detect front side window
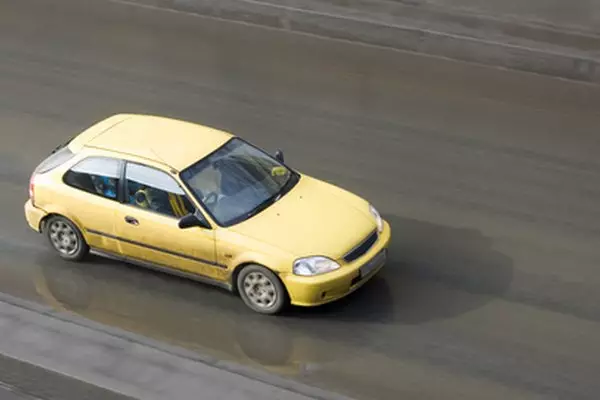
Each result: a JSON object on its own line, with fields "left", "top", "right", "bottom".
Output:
{"left": 63, "top": 157, "right": 120, "bottom": 200}
{"left": 180, "top": 138, "right": 299, "bottom": 227}
{"left": 125, "top": 163, "right": 194, "bottom": 218}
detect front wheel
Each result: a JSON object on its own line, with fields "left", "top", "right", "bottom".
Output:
{"left": 44, "top": 215, "right": 89, "bottom": 262}
{"left": 237, "top": 265, "right": 288, "bottom": 315}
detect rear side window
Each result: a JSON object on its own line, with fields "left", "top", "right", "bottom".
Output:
{"left": 35, "top": 147, "right": 75, "bottom": 174}
{"left": 63, "top": 157, "right": 121, "bottom": 200}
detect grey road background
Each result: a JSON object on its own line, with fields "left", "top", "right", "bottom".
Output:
{"left": 1, "top": 0, "right": 600, "bottom": 399}
{"left": 126, "top": 0, "right": 600, "bottom": 82}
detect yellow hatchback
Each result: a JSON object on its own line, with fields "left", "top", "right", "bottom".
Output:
{"left": 24, "top": 114, "right": 391, "bottom": 314}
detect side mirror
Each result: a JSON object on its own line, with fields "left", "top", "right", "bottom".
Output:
{"left": 274, "top": 149, "right": 284, "bottom": 163}
{"left": 178, "top": 212, "right": 210, "bottom": 230}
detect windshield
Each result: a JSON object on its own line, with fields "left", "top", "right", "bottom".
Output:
{"left": 180, "top": 138, "right": 299, "bottom": 227}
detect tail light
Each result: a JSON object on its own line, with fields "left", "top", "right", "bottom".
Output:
{"left": 29, "top": 173, "right": 36, "bottom": 206}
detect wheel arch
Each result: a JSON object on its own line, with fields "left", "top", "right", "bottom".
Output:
{"left": 39, "top": 209, "right": 85, "bottom": 237}
{"left": 230, "top": 261, "right": 290, "bottom": 300}
{"left": 39, "top": 212, "right": 66, "bottom": 233}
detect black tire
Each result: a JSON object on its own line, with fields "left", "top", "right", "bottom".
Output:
{"left": 43, "top": 215, "right": 89, "bottom": 262}
{"left": 237, "top": 264, "right": 288, "bottom": 315}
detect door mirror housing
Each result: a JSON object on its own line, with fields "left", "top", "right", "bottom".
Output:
{"left": 274, "top": 149, "right": 284, "bottom": 163}
{"left": 178, "top": 212, "right": 210, "bottom": 230}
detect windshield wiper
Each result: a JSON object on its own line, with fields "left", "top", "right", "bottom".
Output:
{"left": 243, "top": 195, "right": 278, "bottom": 221}
{"left": 240, "top": 172, "right": 299, "bottom": 222}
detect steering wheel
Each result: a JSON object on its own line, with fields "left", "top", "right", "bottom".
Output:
{"left": 134, "top": 189, "right": 151, "bottom": 208}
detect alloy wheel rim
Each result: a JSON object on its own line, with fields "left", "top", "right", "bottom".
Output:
{"left": 49, "top": 220, "right": 79, "bottom": 256}
{"left": 243, "top": 271, "right": 277, "bottom": 309}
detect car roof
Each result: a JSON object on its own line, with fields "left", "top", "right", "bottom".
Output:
{"left": 68, "top": 114, "right": 233, "bottom": 171}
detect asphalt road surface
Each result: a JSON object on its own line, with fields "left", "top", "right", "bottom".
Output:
{"left": 1, "top": 0, "right": 600, "bottom": 399}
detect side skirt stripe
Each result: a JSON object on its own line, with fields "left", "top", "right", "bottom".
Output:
{"left": 86, "top": 228, "right": 227, "bottom": 269}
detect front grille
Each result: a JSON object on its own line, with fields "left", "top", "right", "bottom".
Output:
{"left": 343, "top": 230, "right": 378, "bottom": 263}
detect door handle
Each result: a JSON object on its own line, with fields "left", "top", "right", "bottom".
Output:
{"left": 124, "top": 216, "right": 139, "bottom": 226}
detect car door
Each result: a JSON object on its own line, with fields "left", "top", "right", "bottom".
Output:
{"left": 60, "top": 156, "right": 122, "bottom": 253}
{"left": 113, "top": 161, "right": 225, "bottom": 282}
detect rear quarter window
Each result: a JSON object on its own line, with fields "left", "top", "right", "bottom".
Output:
{"left": 63, "top": 157, "right": 121, "bottom": 201}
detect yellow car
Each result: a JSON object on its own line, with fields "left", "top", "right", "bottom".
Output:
{"left": 24, "top": 114, "right": 391, "bottom": 315}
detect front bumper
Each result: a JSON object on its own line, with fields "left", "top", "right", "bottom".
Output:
{"left": 24, "top": 199, "right": 47, "bottom": 232}
{"left": 284, "top": 220, "right": 391, "bottom": 307}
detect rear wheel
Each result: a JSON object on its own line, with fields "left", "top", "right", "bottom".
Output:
{"left": 237, "top": 264, "right": 287, "bottom": 315}
{"left": 44, "top": 215, "right": 89, "bottom": 262}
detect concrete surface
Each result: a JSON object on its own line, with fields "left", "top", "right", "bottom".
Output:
{"left": 0, "top": 349, "right": 135, "bottom": 400}
{"left": 1, "top": 0, "right": 600, "bottom": 399}
{"left": 408, "top": 0, "right": 600, "bottom": 32}
{"left": 0, "top": 295, "right": 346, "bottom": 400}
{"left": 0, "top": 387, "right": 30, "bottom": 400}
{"left": 122, "top": 0, "right": 600, "bottom": 83}
{"left": 0, "top": 384, "right": 32, "bottom": 400}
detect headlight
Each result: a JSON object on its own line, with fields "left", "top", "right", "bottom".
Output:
{"left": 293, "top": 256, "right": 341, "bottom": 276}
{"left": 369, "top": 204, "right": 383, "bottom": 233}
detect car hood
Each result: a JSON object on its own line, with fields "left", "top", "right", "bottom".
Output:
{"left": 229, "top": 175, "right": 377, "bottom": 259}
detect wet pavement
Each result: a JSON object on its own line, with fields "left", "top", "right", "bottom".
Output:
{"left": 1, "top": 0, "right": 600, "bottom": 399}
